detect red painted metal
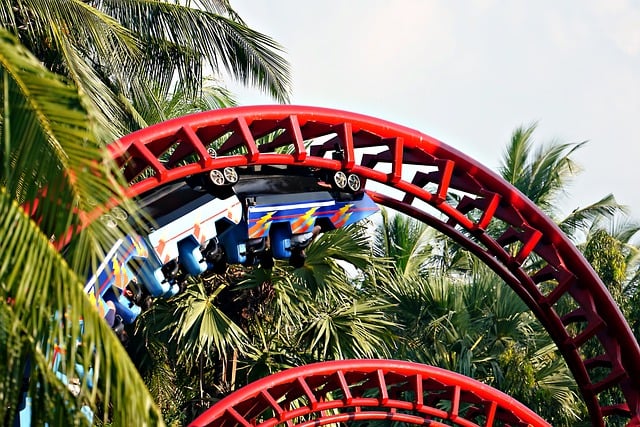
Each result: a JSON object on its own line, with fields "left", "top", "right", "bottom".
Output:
{"left": 188, "top": 359, "right": 551, "bottom": 427}
{"left": 107, "top": 105, "right": 640, "bottom": 426}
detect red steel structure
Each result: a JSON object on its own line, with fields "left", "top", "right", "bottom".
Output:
{"left": 188, "top": 359, "right": 551, "bottom": 427}
{"left": 108, "top": 105, "right": 640, "bottom": 426}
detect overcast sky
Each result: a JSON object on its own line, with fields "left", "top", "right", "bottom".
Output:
{"left": 227, "top": 0, "right": 640, "bottom": 220}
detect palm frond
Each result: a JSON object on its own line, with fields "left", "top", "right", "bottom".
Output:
{"left": 3, "top": 0, "right": 290, "bottom": 137}
{"left": 373, "top": 208, "right": 435, "bottom": 276}
{"left": 558, "top": 194, "right": 625, "bottom": 239}
{"left": 498, "top": 123, "right": 537, "bottom": 186}
{"left": 298, "top": 297, "right": 397, "bottom": 360}
{"left": 297, "top": 222, "right": 387, "bottom": 299}
{"left": 97, "top": 0, "right": 291, "bottom": 102}
{"left": 172, "top": 281, "right": 248, "bottom": 366}
{"left": 498, "top": 124, "right": 590, "bottom": 217}
{"left": 1, "top": 188, "right": 162, "bottom": 425}
{"left": 131, "top": 77, "right": 237, "bottom": 127}
{"left": 187, "top": 0, "right": 247, "bottom": 23}
{"left": 0, "top": 30, "right": 161, "bottom": 425}
{"left": 525, "top": 140, "right": 585, "bottom": 208}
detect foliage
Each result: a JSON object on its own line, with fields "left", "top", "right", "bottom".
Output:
{"left": 134, "top": 77, "right": 238, "bottom": 126}
{"left": 498, "top": 123, "right": 583, "bottom": 218}
{"left": 370, "top": 212, "right": 583, "bottom": 425}
{"left": 584, "top": 229, "right": 627, "bottom": 292}
{"left": 373, "top": 208, "right": 434, "bottom": 277}
{"left": 0, "top": 0, "right": 291, "bottom": 138}
{"left": 0, "top": 29, "right": 161, "bottom": 425}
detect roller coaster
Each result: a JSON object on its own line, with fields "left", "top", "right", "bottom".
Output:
{"left": 15, "top": 106, "right": 640, "bottom": 426}
{"left": 86, "top": 163, "right": 379, "bottom": 335}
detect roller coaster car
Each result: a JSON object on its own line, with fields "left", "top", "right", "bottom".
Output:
{"left": 210, "top": 165, "right": 379, "bottom": 267}
{"left": 86, "top": 180, "right": 242, "bottom": 328}
{"left": 85, "top": 235, "right": 148, "bottom": 326}
{"left": 137, "top": 180, "right": 242, "bottom": 289}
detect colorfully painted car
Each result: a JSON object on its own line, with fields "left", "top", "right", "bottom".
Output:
{"left": 87, "top": 165, "right": 375, "bottom": 327}
{"left": 210, "top": 166, "right": 380, "bottom": 268}
{"left": 86, "top": 178, "right": 243, "bottom": 328}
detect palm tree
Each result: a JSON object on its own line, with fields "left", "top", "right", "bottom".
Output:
{"left": 498, "top": 123, "right": 624, "bottom": 234}
{"left": 498, "top": 124, "right": 583, "bottom": 217}
{"left": 0, "top": 30, "right": 162, "bottom": 425}
{"left": 498, "top": 123, "right": 640, "bottom": 329}
{"left": 369, "top": 212, "right": 583, "bottom": 425}
{"left": 1, "top": 0, "right": 291, "bottom": 139}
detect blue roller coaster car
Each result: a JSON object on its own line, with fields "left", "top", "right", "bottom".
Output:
{"left": 86, "top": 165, "right": 377, "bottom": 329}
{"left": 208, "top": 165, "right": 380, "bottom": 268}
{"left": 86, "top": 180, "right": 242, "bottom": 328}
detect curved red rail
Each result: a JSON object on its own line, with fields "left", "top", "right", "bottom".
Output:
{"left": 188, "top": 359, "right": 551, "bottom": 427}
{"left": 108, "top": 105, "right": 640, "bottom": 426}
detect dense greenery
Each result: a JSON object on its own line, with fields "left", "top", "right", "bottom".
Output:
{"left": 1, "top": 0, "right": 290, "bottom": 139}
{"left": 0, "top": 28, "right": 161, "bottom": 425}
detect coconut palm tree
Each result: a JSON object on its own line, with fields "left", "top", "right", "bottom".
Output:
{"left": 1, "top": 0, "right": 291, "bottom": 139}
{"left": 369, "top": 212, "right": 583, "bottom": 425}
{"left": 498, "top": 123, "right": 624, "bottom": 235}
{"left": 497, "top": 123, "right": 640, "bottom": 332}
{"left": 0, "top": 30, "right": 163, "bottom": 425}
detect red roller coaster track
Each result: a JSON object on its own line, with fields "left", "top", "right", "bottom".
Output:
{"left": 108, "top": 105, "right": 640, "bottom": 426}
{"left": 188, "top": 359, "right": 551, "bottom": 427}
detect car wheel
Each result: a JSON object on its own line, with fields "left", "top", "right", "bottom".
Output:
{"left": 332, "top": 170, "right": 348, "bottom": 190}
{"left": 111, "top": 207, "right": 128, "bottom": 221}
{"left": 223, "top": 167, "right": 238, "bottom": 184}
{"left": 347, "top": 173, "right": 361, "bottom": 192}
{"left": 209, "top": 169, "right": 226, "bottom": 186}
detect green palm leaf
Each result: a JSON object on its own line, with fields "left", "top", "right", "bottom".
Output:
{"left": 298, "top": 297, "right": 396, "bottom": 360}
{"left": 0, "top": 29, "right": 161, "bottom": 425}
{"left": 296, "top": 223, "right": 386, "bottom": 299}
{"left": 172, "top": 281, "right": 248, "bottom": 366}
{"left": 132, "top": 77, "right": 237, "bottom": 127}
{"left": 498, "top": 123, "right": 586, "bottom": 217}
{"left": 85, "top": 0, "right": 291, "bottom": 102}
{"left": 373, "top": 208, "right": 434, "bottom": 277}
{"left": 2, "top": 0, "right": 291, "bottom": 137}
{"left": 558, "top": 194, "right": 625, "bottom": 239}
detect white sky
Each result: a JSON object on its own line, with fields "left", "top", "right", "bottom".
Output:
{"left": 227, "top": 0, "right": 640, "bottom": 220}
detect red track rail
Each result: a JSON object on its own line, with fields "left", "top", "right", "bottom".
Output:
{"left": 188, "top": 359, "right": 551, "bottom": 427}
{"left": 109, "top": 105, "right": 640, "bottom": 426}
